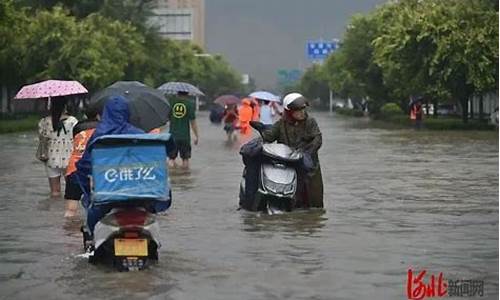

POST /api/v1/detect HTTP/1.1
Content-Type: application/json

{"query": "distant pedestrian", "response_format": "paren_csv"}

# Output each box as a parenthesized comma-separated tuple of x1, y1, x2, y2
(209, 104, 224, 124)
(259, 100, 274, 129)
(238, 98, 254, 136)
(251, 98, 260, 121)
(37, 97, 78, 198)
(168, 91, 199, 169)
(410, 96, 424, 129)
(223, 104, 239, 140)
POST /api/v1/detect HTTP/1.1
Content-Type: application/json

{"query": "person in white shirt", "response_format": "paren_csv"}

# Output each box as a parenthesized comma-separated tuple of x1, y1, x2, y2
(259, 100, 274, 129)
(37, 97, 78, 197)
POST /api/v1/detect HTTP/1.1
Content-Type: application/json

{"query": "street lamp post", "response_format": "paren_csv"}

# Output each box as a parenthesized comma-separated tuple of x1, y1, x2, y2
(194, 53, 213, 111)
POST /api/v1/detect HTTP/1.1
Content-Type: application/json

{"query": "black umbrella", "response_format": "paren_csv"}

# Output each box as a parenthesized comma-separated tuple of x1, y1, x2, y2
(90, 81, 170, 132)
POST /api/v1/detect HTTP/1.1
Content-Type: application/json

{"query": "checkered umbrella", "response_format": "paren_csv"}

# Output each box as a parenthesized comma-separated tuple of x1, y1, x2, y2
(157, 82, 204, 97)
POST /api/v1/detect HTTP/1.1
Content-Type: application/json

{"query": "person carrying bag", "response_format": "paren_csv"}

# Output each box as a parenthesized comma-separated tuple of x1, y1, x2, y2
(36, 134, 49, 162)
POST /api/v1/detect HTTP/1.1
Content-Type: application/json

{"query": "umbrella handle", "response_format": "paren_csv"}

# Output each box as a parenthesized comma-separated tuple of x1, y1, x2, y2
(47, 96, 51, 110)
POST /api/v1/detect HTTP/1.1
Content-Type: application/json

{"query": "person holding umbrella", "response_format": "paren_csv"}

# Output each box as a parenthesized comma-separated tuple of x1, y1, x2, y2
(37, 96, 78, 198)
(168, 91, 199, 169)
(222, 104, 239, 141)
(248, 91, 280, 129)
(259, 100, 275, 129)
(15, 80, 86, 198)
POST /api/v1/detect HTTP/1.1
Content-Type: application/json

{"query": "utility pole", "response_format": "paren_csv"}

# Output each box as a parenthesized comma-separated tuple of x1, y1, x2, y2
(194, 53, 213, 111)
(329, 89, 333, 114)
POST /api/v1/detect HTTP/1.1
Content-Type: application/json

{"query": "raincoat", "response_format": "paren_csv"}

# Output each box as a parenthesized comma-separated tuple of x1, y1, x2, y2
(239, 98, 254, 135)
(261, 112, 324, 208)
(75, 96, 169, 233)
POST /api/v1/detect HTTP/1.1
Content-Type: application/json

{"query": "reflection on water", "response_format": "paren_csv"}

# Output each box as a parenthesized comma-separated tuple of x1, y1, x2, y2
(169, 168, 197, 191)
(0, 112, 497, 300)
(241, 209, 327, 237)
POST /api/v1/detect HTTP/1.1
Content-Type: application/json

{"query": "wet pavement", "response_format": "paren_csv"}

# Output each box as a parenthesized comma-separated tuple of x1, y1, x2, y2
(0, 111, 497, 299)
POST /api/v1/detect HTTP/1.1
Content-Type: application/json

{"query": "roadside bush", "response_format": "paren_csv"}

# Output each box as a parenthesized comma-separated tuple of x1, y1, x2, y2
(335, 107, 364, 117)
(0, 115, 39, 133)
(380, 103, 404, 116)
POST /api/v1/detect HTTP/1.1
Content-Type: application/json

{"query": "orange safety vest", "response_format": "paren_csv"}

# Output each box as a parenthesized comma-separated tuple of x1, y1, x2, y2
(239, 98, 254, 135)
(66, 128, 95, 176)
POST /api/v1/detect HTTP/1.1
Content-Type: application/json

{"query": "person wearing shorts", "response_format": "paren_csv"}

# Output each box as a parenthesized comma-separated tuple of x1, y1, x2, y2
(168, 139, 192, 160)
(38, 97, 78, 198)
(63, 112, 98, 218)
(167, 91, 199, 169)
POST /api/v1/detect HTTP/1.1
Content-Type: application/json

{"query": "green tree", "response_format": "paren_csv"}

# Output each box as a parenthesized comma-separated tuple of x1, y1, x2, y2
(0, 0, 29, 88)
(373, 0, 498, 122)
(4, 1, 245, 107)
(14, 6, 147, 92)
(325, 13, 390, 111)
(299, 64, 330, 108)
(194, 54, 244, 101)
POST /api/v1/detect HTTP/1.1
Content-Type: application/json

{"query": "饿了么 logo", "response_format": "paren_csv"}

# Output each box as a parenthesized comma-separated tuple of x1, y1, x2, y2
(104, 166, 157, 183)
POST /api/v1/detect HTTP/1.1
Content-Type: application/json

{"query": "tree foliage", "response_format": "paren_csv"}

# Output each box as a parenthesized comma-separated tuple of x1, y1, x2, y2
(1, 0, 244, 108)
(373, 0, 498, 121)
(298, 64, 330, 107)
(308, 0, 498, 122)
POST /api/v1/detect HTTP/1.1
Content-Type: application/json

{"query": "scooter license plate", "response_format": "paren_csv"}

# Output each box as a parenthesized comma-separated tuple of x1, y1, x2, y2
(114, 239, 148, 256)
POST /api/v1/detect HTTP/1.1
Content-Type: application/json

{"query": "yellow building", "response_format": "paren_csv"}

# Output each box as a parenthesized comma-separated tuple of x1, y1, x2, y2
(150, 0, 205, 48)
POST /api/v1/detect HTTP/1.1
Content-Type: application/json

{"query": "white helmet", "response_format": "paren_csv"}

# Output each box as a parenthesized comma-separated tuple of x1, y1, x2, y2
(282, 93, 308, 111)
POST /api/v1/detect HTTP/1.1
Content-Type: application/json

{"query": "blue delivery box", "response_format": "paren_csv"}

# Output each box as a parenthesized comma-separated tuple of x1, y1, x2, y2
(90, 133, 171, 205)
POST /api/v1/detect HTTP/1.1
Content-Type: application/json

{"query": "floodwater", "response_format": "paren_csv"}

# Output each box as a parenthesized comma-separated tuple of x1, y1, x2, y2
(0, 112, 497, 300)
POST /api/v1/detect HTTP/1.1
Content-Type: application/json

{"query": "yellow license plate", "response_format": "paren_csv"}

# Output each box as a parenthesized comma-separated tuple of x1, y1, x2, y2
(114, 239, 148, 256)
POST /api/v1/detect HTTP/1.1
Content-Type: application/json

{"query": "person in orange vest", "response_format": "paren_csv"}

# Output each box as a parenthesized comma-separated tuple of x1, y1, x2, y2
(64, 108, 99, 218)
(239, 98, 254, 136)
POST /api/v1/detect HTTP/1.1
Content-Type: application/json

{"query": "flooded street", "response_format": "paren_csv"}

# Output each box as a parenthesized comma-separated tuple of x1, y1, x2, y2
(0, 111, 497, 300)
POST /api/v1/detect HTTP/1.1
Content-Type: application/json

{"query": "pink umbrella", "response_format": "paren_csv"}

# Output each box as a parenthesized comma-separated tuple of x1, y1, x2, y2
(14, 80, 88, 99)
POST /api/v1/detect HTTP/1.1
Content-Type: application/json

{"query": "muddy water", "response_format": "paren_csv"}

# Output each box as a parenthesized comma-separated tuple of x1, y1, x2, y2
(0, 112, 497, 299)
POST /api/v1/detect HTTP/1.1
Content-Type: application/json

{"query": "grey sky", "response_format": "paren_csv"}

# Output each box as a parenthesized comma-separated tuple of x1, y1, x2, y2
(206, 0, 385, 91)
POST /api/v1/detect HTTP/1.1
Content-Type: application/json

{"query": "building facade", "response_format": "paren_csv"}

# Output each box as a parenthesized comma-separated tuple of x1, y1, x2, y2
(150, 0, 205, 48)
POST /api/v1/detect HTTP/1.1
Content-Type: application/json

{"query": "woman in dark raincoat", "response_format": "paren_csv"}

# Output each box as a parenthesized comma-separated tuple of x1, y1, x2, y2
(255, 92, 324, 208)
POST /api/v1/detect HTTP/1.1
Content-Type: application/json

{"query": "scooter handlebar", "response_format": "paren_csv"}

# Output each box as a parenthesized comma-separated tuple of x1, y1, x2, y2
(250, 121, 263, 131)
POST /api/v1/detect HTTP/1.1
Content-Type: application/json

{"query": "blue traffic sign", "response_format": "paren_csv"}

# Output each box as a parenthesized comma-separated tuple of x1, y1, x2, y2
(306, 40, 339, 60)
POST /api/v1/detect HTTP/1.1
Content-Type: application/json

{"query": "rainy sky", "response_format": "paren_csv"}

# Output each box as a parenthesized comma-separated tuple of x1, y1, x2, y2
(206, 0, 386, 91)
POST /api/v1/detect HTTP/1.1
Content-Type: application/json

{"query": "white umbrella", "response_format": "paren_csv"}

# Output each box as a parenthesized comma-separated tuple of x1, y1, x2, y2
(249, 91, 280, 102)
